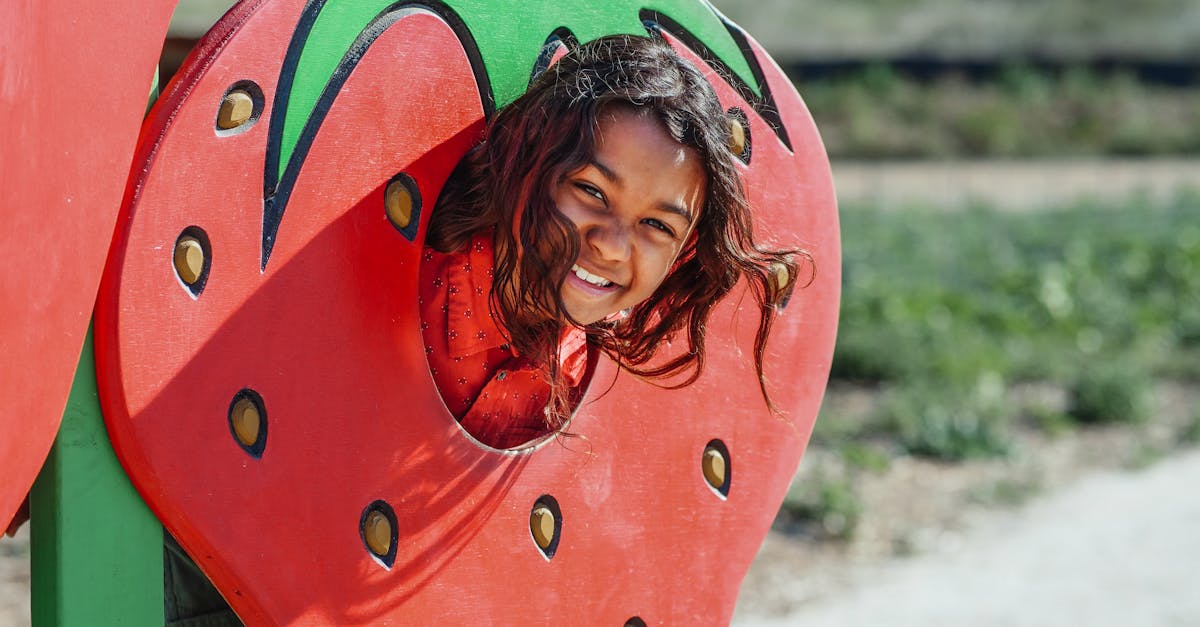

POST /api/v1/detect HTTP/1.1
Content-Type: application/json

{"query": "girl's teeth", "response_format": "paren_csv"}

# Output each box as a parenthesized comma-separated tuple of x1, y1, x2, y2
(572, 264, 614, 287)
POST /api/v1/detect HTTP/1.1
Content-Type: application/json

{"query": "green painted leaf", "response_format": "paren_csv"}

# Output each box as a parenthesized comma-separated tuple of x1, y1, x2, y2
(274, 0, 755, 183)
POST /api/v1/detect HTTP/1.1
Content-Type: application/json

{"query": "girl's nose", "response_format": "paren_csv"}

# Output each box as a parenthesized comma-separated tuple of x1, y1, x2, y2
(586, 219, 632, 262)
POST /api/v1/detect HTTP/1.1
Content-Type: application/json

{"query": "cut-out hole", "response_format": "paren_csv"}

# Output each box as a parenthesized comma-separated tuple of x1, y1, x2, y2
(214, 80, 264, 136)
(530, 495, 562, 560)
(726, 107, 751, 164)
(173, 226, 211, 297)
(384, 172, 421, 241)
(359, 500, 398, 568)
(702, 439, 731, 498)
(624, 618, 648, 627)
(228, 389, 267, 458)
(416, 185, 599, 450)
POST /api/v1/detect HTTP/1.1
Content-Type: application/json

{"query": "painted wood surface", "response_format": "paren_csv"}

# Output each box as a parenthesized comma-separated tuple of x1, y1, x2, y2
(30, 330, 163, 626)
(0, 0, 175, 526)
(95, 0, 839, 623)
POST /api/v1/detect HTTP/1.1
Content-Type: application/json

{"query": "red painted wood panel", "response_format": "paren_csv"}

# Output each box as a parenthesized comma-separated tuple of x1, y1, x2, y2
(97, 2, 838, 623)
(0, 0, 175, 525)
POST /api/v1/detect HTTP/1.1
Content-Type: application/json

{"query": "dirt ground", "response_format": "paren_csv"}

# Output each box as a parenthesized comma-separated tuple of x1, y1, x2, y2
(0, 526, 29, 625)
(735, 447, 1200, 626)
(733, 382, 1199, 625)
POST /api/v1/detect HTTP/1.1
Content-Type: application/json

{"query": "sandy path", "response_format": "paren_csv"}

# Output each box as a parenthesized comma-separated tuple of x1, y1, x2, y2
(734, 448, 1200, 626)
(0, 526, 29, 626)
(833, 158, 1199, 210)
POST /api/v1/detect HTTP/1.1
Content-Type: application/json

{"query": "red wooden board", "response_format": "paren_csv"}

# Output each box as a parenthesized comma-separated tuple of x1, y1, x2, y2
(0, 0, 175, 525)
(97, 2, 838, 624)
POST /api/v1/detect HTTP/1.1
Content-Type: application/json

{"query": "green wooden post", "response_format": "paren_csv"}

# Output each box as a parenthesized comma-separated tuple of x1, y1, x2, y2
(29, 328, 163, 625)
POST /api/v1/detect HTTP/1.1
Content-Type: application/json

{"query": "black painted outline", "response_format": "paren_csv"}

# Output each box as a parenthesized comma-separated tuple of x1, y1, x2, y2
(528, 27, 579, 87)
(640, 9, 793, 152)
(174, 226, 213, 298)
(262, 1, 494, 269)
(359, 500, 399, 568)
(703, 439, 731, 498)
(227, 388, 268, 459)
(384, 172, 422, 241)
(261, 3, 791, 270)
(531, 495, 563, 560)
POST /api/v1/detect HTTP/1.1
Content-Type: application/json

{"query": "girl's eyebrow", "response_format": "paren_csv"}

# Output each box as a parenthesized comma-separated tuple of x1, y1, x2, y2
(589, 158, 695, 223)
(658, 201, 695, 224)
(588, 158, 623, 187)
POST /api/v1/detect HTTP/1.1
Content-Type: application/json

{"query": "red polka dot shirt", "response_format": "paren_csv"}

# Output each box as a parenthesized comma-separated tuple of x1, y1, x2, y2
(419, 230, 590, 448)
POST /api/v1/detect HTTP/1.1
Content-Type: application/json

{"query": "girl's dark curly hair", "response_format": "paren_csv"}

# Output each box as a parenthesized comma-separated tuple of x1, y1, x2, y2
(427, 33, 805, 432)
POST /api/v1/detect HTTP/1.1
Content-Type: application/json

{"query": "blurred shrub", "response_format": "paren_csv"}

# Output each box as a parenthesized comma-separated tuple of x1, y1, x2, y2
(1028, 403, 1075, 437)
(1182, 404, 1200, 445)
(777, 471, 862, 541)
(834, 193, 1200, 392)
(1067, 365, 1152, 424)
(875, 378, 1013, 460)
(800, 66, 1200, 159)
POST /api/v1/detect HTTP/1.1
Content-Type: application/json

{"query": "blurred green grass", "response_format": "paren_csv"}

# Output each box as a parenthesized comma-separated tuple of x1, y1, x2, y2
(712, 0, 1200, 61)
(800, 65, 1200, 159)
(827, 190, 1200, 455)
(778, 192, 1200, 538)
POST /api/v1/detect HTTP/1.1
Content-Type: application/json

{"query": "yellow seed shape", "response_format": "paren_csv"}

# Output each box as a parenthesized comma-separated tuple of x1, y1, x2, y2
(530, 505, 556, 550)
(230, 397, 260, 448)
(728, 116, 747, 157)
(770, 261, 791, 296)
(174, 237, 204, 285)
(217, 90, 254, 130)
(702, 447, 727, 490)
(363, 510, 392, 557)
(385, 179, 414, 229)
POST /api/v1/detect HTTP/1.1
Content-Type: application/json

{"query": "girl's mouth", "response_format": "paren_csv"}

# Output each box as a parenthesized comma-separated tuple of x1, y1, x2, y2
(570, 264, 616, 288)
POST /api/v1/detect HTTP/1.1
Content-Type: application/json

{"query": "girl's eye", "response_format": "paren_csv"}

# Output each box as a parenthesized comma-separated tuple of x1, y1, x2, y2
(575, 182, 604, 202)
(643, 218, 676, 238)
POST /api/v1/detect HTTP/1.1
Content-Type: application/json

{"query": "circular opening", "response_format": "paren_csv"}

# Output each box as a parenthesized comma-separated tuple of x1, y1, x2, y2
(227, 389, 266, 458)
(359, 500, 398, 568)
(173, 226, 212, 297)
(214, 80, 265, 136)
(416, 200, 597, 450)
(624, 618, 648, 627)
(529, 495, 562, 559)
(702, 439, 731, 497)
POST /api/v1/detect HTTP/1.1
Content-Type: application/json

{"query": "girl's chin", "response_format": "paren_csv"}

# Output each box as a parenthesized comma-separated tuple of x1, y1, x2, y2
(563, 303, 610, 326)
(562, 273, 623, 324)
(562, 296, 623, 326)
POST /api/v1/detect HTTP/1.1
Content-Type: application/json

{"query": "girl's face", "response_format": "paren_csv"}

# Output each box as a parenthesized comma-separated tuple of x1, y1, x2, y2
(553, 107, 706, 325)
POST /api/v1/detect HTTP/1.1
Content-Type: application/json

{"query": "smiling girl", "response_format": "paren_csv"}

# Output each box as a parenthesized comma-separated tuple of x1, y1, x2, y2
(421, 33, 802, 449)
